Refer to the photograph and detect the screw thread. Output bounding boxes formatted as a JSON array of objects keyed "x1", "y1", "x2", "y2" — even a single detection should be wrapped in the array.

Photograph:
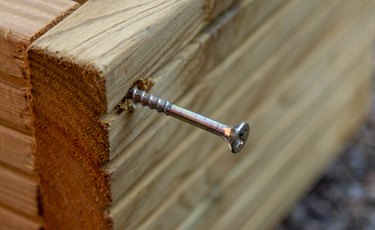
[{"x1": 131, "y1": 87, "x2": 171, "y2": 114}]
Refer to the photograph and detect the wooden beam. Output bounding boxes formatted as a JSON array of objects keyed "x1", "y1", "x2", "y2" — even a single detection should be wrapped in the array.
[
  {"x1": 109, "y1": 0, "x2": 341, "y2": 228},
  {"x1": 0, "y1": 204, "x2": 42, "y2": 230},
  {"x1": 107, "y1": 0, "x2": 287, "y2": 204},
  {"x1": 0, "y1": 163, "x2": 39, "y2": 217},
  {"x1": 0, "y1": 125, "x2": 35, "y2": 174},
  {"x1": 0, "y1": 0, "x2": 79, "y2": 227},
  {"x1": 135, "y1": 1, "x2": 374, "y2": 228},
  {"x1": 241, "y1": 77, "x2": 370, "y2": 230}
]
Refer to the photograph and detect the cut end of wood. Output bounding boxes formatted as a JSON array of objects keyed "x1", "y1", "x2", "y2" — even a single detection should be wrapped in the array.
[{"x1": 28, "y1": 47, "x2": 112, "y2": 229}]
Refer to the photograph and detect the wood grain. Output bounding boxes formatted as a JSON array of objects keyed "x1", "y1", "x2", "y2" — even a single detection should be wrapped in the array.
[
  {"x1": 0, "y1": 125, "x2": 35, "y2": 174},
  {"x1": 0, "y1": 163, "x2": 39, "y2": 217},
  {"x1": 104, "y1": 0, "x2": 287, "y2": 161},
  {"x1": 240, "y1": 78, "x2": 370, "y2": 230},
  {"x1": 0, "y1": 203, "x2": 42, "y2": 230},
  {"x1": 107, "y1": 0, "x2": 360, "y2": 227},
  {"x1": 139, "y1": 1, "x2": 375, "y2": 229},
  {"x1": 108, "y1": 0, "x2": 347, "y2": 227}
]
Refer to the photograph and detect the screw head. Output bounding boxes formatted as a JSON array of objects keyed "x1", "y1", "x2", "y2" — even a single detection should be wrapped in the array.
[{"x1": 228, "y1": 122, "x2": 250, "y2": 153}]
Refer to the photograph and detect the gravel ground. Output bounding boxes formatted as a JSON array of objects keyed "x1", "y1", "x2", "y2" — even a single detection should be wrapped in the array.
[{"x1": 277, "y1": 94, "x2": 375, "y2": 230}]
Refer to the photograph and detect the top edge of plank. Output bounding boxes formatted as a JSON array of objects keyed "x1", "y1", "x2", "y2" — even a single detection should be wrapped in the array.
[{"x1": 30, "y1": 0, "x2": 238, "y2": 111}]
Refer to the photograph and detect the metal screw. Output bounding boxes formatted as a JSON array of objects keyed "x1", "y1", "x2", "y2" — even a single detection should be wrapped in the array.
[{"x1": 129, "y1": 87, "x2": 250, "y2": 153}]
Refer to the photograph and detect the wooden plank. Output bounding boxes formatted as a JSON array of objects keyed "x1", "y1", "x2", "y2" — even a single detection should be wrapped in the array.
[
  {"x1": 108, "y1": 0, "x2": 346, "y2": 226},
  {"x1": 240, "y1": 77, "x2": 371, "y2": 230},
  {"x1": 136, "y1": 3, "x2": 374, "y2": 228},
  {"x1": 107, "y1": 0, "x2": 317, "y2": 204},
  {"x1": 210, "y1": 65, "x2": 372, "y2": 230},
  {"x1": 0, "y1": 163, "x2": 39, "y2": 217},
  {"x1": 0, "y1": 203, "x2": 42, "y2": 230},
  {"x1": 31, "y1": 0, "x2": 239, "y2": 112},
  {"x1": 157, "y1": 43, "x2": 372, "y2": 230},
  {"x1": 0, "y1": 80, "x2": 33, "y2": 134},
  {"x1": 0, "y1": 125, "x2": 34, "y2": 174},
  {"x1": 0, "y1": 0, "x2": 79, "y2": 227},
  {"x1": 0, "y1": 0, "x2": 79, "y2": 131}
]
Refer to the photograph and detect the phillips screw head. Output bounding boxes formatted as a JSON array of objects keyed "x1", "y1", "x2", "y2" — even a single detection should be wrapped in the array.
[{"x1": 226, "y1": 122, "x2": 250, "y2": 153}]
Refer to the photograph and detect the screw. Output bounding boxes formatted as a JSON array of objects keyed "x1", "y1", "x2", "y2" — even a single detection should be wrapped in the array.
[{"x1": 129, "y1": 87, "x2": 250, "y2": 153}]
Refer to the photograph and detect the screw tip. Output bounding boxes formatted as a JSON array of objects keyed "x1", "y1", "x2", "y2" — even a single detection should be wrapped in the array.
[{"x1": 228, "y1": 122, "x2": 250, "y2": 153}]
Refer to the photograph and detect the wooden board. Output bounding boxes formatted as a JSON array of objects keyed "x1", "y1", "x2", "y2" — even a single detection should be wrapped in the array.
[
  {"x1": 133, "y1": 1, "x2": 375, "y2": 229},
  {"x1": 0, "y1": 125, "x2": 35, "y2": 174},
  {"x1": 0, "y1": 163, "x2": 39, "y2": 217},
  {"x1": 0, "y1": 203, "x2": 42, "y2": 230},
  {"x1": 0, "y1": 0, "x2": 79, "y2": 228}
]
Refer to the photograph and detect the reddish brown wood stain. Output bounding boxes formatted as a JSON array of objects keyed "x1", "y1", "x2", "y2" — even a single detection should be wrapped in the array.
[{"x1": 28, "y1": 49, "x2": 112, "y2": 229}]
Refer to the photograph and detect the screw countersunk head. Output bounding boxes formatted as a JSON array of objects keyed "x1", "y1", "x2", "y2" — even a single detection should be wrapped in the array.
[{"x1": 227, "y1": 122, "x2": 250, "y2": 153}]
